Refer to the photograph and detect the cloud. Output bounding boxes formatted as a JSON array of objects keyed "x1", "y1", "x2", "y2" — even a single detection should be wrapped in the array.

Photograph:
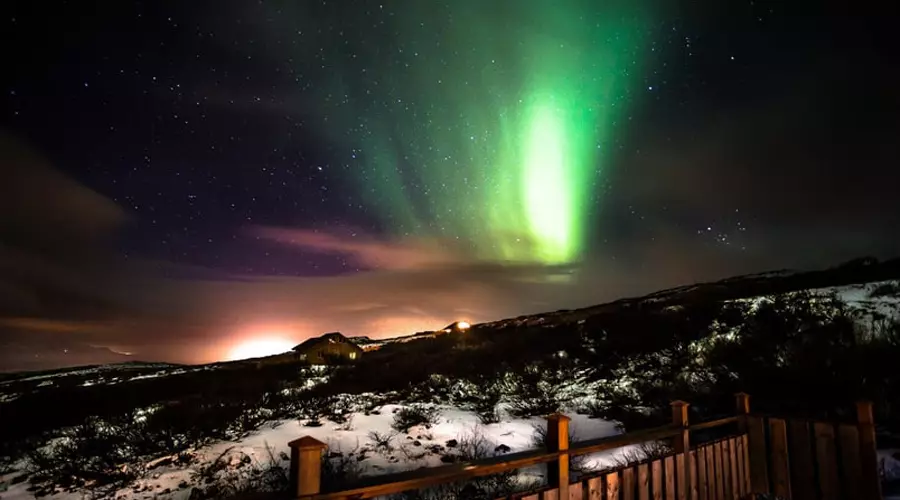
[{"x1": 252, "y1": 226, "x2": 468, "y2": 271}]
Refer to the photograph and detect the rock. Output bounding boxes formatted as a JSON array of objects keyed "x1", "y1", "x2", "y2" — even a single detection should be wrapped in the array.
[
  {"x1": 445, "y1": 439, "x2": 458, "y2": 448},
  {"x1": 188, "y1": 487, "x2": 203, "y2": 500},
  {"x1": 429, "y1": 445, "x2": 443, "y2": 453},
  {"x1": 494, "y1": 444, "x2": 511, "y2": 454},
  {"x1": 178, "y1": 481, "x2": 189, "y2": 489},
  {"x1": 440, "y1": 455, "x2": 456, "y2": 463},
  {"x1": 329, "y1": 451, "x2": 343, "y2": 458},
  {"x1": 413, "y1": 440, "x2": 422, "y2": 446}
]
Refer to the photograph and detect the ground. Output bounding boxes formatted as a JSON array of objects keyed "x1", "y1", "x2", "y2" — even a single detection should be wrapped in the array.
[
  {"x1": 0, "y1": 400, "x2": 634, "y2": 500},
  {"x1": 1, "y1": 264, "x2": 900, "y2": 500}
]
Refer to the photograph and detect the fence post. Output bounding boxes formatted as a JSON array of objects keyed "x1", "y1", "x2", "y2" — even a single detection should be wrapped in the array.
[
  {"x1": 671, "y1": 401, "x2": 691, "y2": 500},
  {"x1": 288, "y1": 436, "x2": 327, "y2": 498},
  {"x1": 735, "y1": 392, "x2": 750, "y2": 433},
  {"x1": 739, "y1": 393, "x2": 769, "y2": 494},
  {"x1": 856, "y1": 401, "x2": 882, "y2": 500},
  {"x1": 546, "y1": 413, "x2": 571, "y2": 500}
]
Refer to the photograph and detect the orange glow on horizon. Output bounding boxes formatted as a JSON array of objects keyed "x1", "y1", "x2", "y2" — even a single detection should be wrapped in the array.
[{"x1": 226, "y1": 337, "x2": 296, "y2": 361}]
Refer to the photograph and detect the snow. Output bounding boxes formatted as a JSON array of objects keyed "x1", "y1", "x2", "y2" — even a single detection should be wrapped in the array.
[{"x1": 0, "y1": 404, "x2": 633, "y2": 500}]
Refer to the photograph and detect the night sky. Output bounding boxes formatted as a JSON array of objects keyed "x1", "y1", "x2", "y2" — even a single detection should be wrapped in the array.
[{"x1": 1, "y1": 0, "x2": 898, "y2": 371}]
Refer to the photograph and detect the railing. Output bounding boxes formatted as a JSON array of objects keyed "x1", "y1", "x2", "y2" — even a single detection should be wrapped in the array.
[{"x1": 267, "y1": 394, "x2": 881, "y2": 500}]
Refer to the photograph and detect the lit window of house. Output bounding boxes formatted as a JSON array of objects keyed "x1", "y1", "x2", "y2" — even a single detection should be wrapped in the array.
[{"x1": 349, "y1": 352, "x2": 357, "y2": 360}]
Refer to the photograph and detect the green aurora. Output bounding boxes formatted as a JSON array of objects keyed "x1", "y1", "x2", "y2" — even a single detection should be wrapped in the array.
[{"x1": 297, "y1": 1, "x2": 651, "y2": 265}]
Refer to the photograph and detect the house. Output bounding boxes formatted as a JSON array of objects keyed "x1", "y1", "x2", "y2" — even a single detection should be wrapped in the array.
[
  {"x1": 440, "y1": 321, "x2": 471, "y2": 333},
  {"x1": 291, "y1": 332, "x2": 363, "y2": 364}
]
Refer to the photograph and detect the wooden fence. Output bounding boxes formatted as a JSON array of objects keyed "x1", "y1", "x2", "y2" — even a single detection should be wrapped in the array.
[{"x1": 271, "y1": 394, "x2": 881, "y2": 500}]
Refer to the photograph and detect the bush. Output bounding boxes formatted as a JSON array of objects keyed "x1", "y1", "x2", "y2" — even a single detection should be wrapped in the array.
[
  {"x1": 392, "y1": 405, "x2": 439, "y2": 433},
  {"x1": 320, "y1": 448, "x2": 364, "y2": 493},
  {"x1": 392, "y1": 427, "x2": 533, "y2": 500},
  {"x1": 367, "y1": 430, "x2": 396, "y2": 455},
  {"x1": 530, "y1": 423, "x2": 587, "y2": 474},
  {"x1": 504, "y1": 364, "x2": 567, "y2": 418},
  {"x1": 188, "y1": 444, "x2": 288, "y2": 499},
  {"x1": 870, "y1": 282, "x2": 900, "y2": 298}
]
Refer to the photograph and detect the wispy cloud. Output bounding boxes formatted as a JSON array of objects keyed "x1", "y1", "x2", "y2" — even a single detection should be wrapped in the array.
[{"x1": 252, "y1": 226, "x2": 469, "y2": 271}]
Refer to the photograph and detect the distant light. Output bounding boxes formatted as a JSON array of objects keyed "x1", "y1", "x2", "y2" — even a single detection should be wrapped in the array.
[
  {"x1": 457, "y1": 321, "x2": 471, "y2": 330},
  {"x1": 227, "y1": 338, "x2": 295, "y2": 361}
]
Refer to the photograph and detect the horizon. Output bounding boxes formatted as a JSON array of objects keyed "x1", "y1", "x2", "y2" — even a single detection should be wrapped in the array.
[
  {"x1": 1, "y1": 254, "x2": 894, "y2": 375},
  {"x1": 2, "y1": 1, "x2": 898, "y2": 371}
]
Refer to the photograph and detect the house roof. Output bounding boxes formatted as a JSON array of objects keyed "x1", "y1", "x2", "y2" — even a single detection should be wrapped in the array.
[
  {"x1": 442, "y1": 321, "x2": 470, "y2": 331},
  {"x1": 292, "y1": 332, "x2": 363, "y2": 353}
]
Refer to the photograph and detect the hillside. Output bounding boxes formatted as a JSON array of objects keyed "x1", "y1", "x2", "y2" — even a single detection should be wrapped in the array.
[
  {"x1": 359, "y1": 256, "x2": 900, "y2": 351},
  {"x1": 2, "y1": 256, "x2": 900, "y2": 499}
]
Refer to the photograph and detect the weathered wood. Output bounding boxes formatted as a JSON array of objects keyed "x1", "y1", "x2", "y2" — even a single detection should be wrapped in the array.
[
  {"x1": 652, "y1": 459, "x2": 664, "y2": 500},
  {"x1": 857, "y1": 401, "x2": 881, "y2": 500},
  {"x1": 305, "y1": 446, "x2": 560, "y2": 499},
  {"x1": 787, "y1": 420, "x2": 814, "y2": 500},
  {"x1": 696, "y1": 447, "x2": 708, "y2": 500},
  {"x1": 521, "y1": 494, "x2": 539, "y2": 500},
  {"x1": 768, "y1": 418, "x2": 792, "y2": 499},
  {"x1": 705, "y1": 444, "x2": 716, "y2": 500},
  {"x1": 676, "y1": 454, "x2": 686, "y2": 500},
  {"x1": 570, "y1": 481, "x2": 584, "y2": 500},
  {"x1": 728, "y1": 438, "x2": 740, "y2": 500},
  {"x1": 814, "y1": 422, "x2": 839, "y2": 500},
  {"x1": 838, "y1": 424, "x2": 863, "y2": 500},
  {"x1": 671, "y1": 401, "x2": 691, "y2": 500},
  {"x1": 689, "y1": 450, "x2": 698, "y2": 500},
  {"x1": 622, "y1": 467, "x2": 636, "y2": 500},
  {"x1": 746, "y1": 415, "x2": 769, "y2": 494},
  {"x1": 714, "y1": 441, "x2": 726, "y2": 500},
  {"x1": 732, "y1": 436, "x2": 745, "y2": 498},
  {"x1": 688, "y1": 416, "x2": 740, "y2": 432},
  {"x1": 735, "y1": 393, "x2": 750, "y2": 433},
  {"x1": 570, "y1": 426, "x2": 680, "y2": 457},
  {"x1": 739, "y1": 434, "x2": 750, "y2": 496},
  {"x1": 665, "y1": 456, "x2": 676, "y2": 500},
  {"x1": 546, "y1": 414, "x2": 571, "y2": 500},
  {"x1": 606, "y1": 471, "x2": 620, "y2": 500},
  {"x1": 540, "y1": 488, "x2": 559, "y2": 500},
  {"x1": 638, "y1": 463, "x2": 650, "y2": 500},
  {"x1": 288, "y1": 436, "x2": 327, "y2": 497},
  {"x1": 721, "y1": 439, "x2": 734, "y2": 500},
  {"x1": 586, "y1": 477, "x2": 602, "y2": 500}
]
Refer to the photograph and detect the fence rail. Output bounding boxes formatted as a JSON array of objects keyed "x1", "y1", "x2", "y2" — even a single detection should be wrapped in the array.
[{"x1": 258, "y1": 394, "x2": 881, "y2": 500}]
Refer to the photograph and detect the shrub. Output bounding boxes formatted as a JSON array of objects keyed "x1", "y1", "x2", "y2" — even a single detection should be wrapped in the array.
[
  {"x1": 504, "y1": 365, "x2": 565, "y2": 418},
  {"x1": 392, "y1": 405, "x2": 439, "y2": 433},
  {"x1": 367, "y1": 430, "x2": 396, "y2": 455},
  {"x1": 320, "y1": 449, "x2": 364, "y2": 493},
  {"x1": 188, "y1": 444, "x2": 288, "y2": 499},
  {"x1": 870, "y1": 282, "x2": 900, "y2": 298},
  {"x1": 530, "y1": 423, "x2": 587, "y2": 474}
]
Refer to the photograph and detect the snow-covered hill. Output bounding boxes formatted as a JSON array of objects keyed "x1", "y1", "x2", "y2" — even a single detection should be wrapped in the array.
[{"x1": 2, "y1": 257, "x2": 900, "y2": 500}]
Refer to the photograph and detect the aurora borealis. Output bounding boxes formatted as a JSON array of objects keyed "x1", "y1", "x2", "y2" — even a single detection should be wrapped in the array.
[
  {"x1": 3, "y1": 0, "x2": 899, "y2": 369},
  {"x1": 297, "y1": 0, "x2": 650, "y2": 265}
]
